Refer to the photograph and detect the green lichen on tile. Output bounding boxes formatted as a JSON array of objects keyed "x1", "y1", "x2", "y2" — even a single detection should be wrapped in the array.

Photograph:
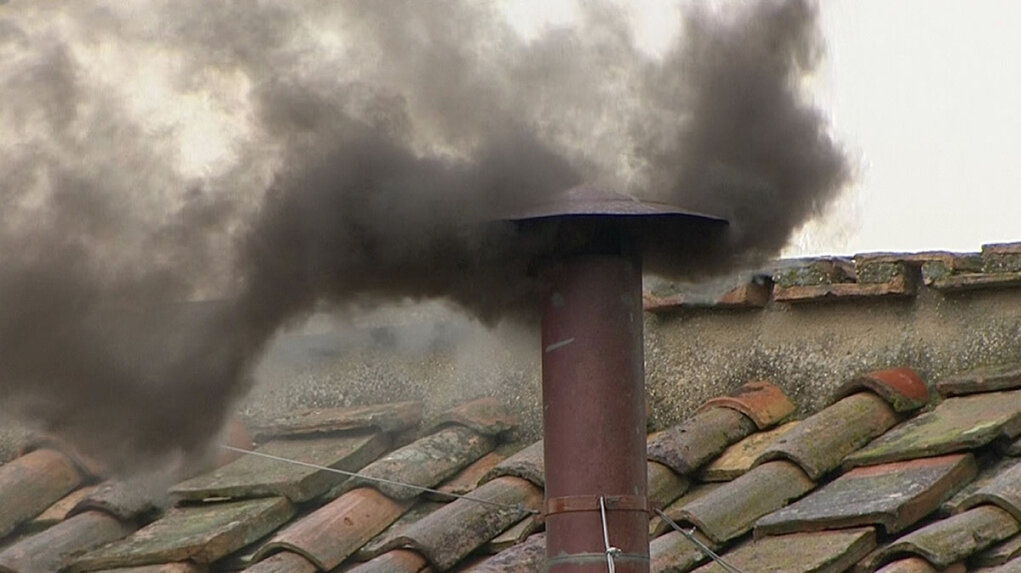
[
  {"x1": 985, "y1": 253, "x2": 1021, "y2": 274},
  {"x1": 856, "y1": 261, "x2": 906, "y2": 284},
  {"x1": 773, "y1": 260, "x2": 852, "y2": 288}
]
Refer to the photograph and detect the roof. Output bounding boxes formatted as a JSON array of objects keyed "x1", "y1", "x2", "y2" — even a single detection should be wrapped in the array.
[{"x1": 0, "y1": 364, "x2": 1019, "y2": 572}]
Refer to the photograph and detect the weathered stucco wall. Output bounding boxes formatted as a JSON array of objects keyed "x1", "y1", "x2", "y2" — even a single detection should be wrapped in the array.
[{"x1": 3, "y1": 270, "x2": 1020, "y2": 465}]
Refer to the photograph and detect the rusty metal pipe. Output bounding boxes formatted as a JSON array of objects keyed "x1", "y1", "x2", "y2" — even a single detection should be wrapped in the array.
[{"x1": 542, "y1": 254, "x2": 649, "y2": 573}]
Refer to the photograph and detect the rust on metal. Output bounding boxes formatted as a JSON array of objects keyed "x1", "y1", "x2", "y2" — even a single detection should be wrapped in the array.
[
  {"x1": 544, "y1": 494, "x2": 650, "y2": 516},
  {"x1": 832, "y1": 367, "x2": 930, "y2": 413},
  {"x1": 699, "y1": 380, "x2": 795, "y2": 430},
  {"x1": 541, "y1": 255, "x2": 649, "y2": 572}
]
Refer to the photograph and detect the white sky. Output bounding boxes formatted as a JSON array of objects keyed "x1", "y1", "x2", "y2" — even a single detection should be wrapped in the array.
[{"x1": 508, "y1": 0, "x2": 1021, "y2": 256}]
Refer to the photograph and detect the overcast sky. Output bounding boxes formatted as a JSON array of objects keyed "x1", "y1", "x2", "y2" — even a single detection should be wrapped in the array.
[{"x1": 512, "y1": 0, "x2": 1021, "y2": 256}]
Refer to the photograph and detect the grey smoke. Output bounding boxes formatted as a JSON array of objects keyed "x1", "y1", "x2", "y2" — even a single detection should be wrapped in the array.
[{"x1": 0, "y1": 0, "x2": 849, "y2": 471}]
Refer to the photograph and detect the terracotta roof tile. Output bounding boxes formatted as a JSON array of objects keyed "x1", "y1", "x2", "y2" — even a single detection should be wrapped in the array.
[
  {"x1": 0, "y1": 510, "x2": 133, "y2": 573},
  {"x1": 831, "y1": 367, "x2": 931, "y2": 413},
  {"x1": 872, "y1": 505, "x2": 1020, "y2": 569},
  {"x1": 243, "y1": 550, "x2": 317, "y2": 573},
  {"x1": 643, "y1": 275, "x2": 771, "y2": 311},
  {"x1": 649, "y1": 528, "x2": 713, "y2": 572},
  {"x1": 385, "y1": 476, "x2": 542, "y2": 570},
  {"x1": 974, "y1": 533, "x2": 1021, "y2": 569},
  {"x1": 427, "y1": 452, "x2": 505, "y2": 502},
  {"x1": 691, "y1": 527, "x2": 876, "y2": 573},
  {"x1": 71, "y1": 479, "x2": 160, "y2": 522},
  {"x1": 875, "y1": 557, "x2": 965, "y2": 573},
  {"x1": 251, "y1": 401, "x2": 422, "y2": 440},
  {"x1": 21, "y1": 436, "x2": 108, "y2": 479},
  {"x1": 354, "y1": 500, "x2": 446, "y2": 561},
  {"x1": 845, "y1": 389, "x2": 1021, "y2": 468},
  {"x1": 69, "y1": 497, "x2": 295, "y2": 571},
  {"x1": 482, "y1": 440, "x2": 544, "y2": 488},
  {"x1": 772, "y1": 255, "x2": 918, "y2": 303},
  {"x1": 700, "y1": 421, "x2": 799, "y2": 482},
  {"x1": 344, "y1": 548, "x2": 429, "y2": 573},
  {"x1": 757, "y1": 392, "x2": 899, "y2": 480},
  {"x1": 256, "y1": 487, "x2": 411, "y2": 570},
  {"x1": 25, "y1": 484, "x2": 99, "y2": 532},
  {"x1": 647, "y1": 406, "x2": 757, "y2": 476},
  {"x1": 937, "y1": 363, "x2": 1021, "y2": 397},
  {"x1": 774, "y1": 258, "x2": 856, "y2": 287},
  {"x1": 651, "y1": 482, "x2": 724, "y2": 537},
  {"x1": 955, "y1": 458, "x2": 1021, "y2": 521},
  {"x1": 676, "y1": 460, "x2": 815, "y2": 545},
  {"x1": 756, "y1": 453, "x2": 977, "y2": 537},
  {"x1": 484, "y1": 514, "x2": 542, "y2": 554},
  {"x1": 0, "y1": 448, "x2": 83, "y2": 539},
  {"x1": 170, "y1": 431, "x2": 390, "y2": 503},
  {"x1": 941, "y1": 457, "x2": 1020, "y2": 516},
  {"x1": 648, "y1": 460, "x2": 690, "y2": 506},
  {"x1": 91, "y1": 564, "x2": 206, "y2": 573},
  {"x1": 698, "y1": 380, "x2": 795, "y2": 430},
  {"x1": 465, "y1": 532, "x2": 544, "y2": 573},
  {"x1": 428, "y1": 398, "x2": 517, "y2": 436},
  {"x1": 983, "y1": 242, "x2": 1021, "y2": 273},
  {"x1": 930, "y1": 270, "x2": 1021, "y2": 292},
  {"x1": 1003, "y1": 436, "x2": 1021, "y2": 457},
  {"x1": 344, "y1": 425, "x2": 495, "y2": 499},
  {"x1": 983, "y1": 557, "x2": 1021, "y2": 573}
]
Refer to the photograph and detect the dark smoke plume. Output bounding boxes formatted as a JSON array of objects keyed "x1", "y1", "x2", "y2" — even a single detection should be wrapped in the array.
[{"x1": 0, "y1": 0, "x2": 849, "y2": 471}]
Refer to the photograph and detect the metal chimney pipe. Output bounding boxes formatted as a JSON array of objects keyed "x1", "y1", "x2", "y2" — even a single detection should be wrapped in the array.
[
  {"x1": 506, "y1": 185, "x2": 726, "y2": 573},
  {"x1": 541, "y1": 253, "x2": 649, "y2": 572}
]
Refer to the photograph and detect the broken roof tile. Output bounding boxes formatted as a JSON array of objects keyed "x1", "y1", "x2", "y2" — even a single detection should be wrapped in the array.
[
  {"x1": 69, "y1": 497, "x2": 295, "y2": 572},
  {"x1": 692, "y1": 527, "x2": 876, "y2": 573},
  {"x1": 937, "y1": 363, "x2": 1021, "y2": 397},
  {"x1": 648, "y1": 460, "x2": 690, "y2": 506},
  {"x1": 0, "y1": 448, "x2": 83, "y2": 539},
  {"x1": 647, "y1": 406, "x2": 757, "y2": 476},
  {"x1": 428, "y1": 398, "x2": 517, "y2": 436},
  {"x1": 699, "y1": 380, "x2": 795, "y2": 430},
  {"x1": 345, "y1": 425, "x2": 495, "y2": 499},
  {"x1": 170, "y1": 431, "x2": 389, "y2": 503},
  {"x1": 0, "y1": 510, "x2": 133, "y2": 573},
  {"x1": 385, "y1": 476, "x2": 543, "y2": 570},
  {"x1": 243, "y1": 550, "x2": 318, "y2": 573},
  {"x1": 649, "y1": 528, "x2": 713, "y2": 573},
  {"x1": 251, "y1": 401, "x2": 422, "y2": 440},
  {"x1": 255, "y1": 487, "x2": 412, "y2": 571},
  {"x1": 975, "y1": 533, "x2": 1021, "y2": 569},
  {"x1": 756, "y1": 454, "x2": 977, "y2": 537},
  {"x1": 677, "y1": 460, "x2": 815, "y2": 545},
  {"x1": 955, "y1": 458, "x2": 1021, "y2": 520},
  {"x1": 831, "y1": 367, "x2": 931, "y2": 413},
  {"x1": 874, "y1": 505, "x2": 1020, "y2": 569},
  {"x1": 355, "y1": 500, "x2": 446, "y2": 561},
  {"x1": 466, "y1": 532, "x2": 545, "y2": 573},
  {"x1": 344, "y1": 548, "x2": 429, "y2": 573},
  {"x1": 482, "y1": 440, "x2": 544, "y2": 488},
  {"x1": 845, "y1": 389, "x2": 1021, "y2": 468},
  {"x1": 427, "y1": 452, "x2": 504, "y2": 502},
  {"x1": 700, "y1": 422, "x2": 799, "y2": 482},
  {"x1": 757, "y1": 392, "x2": 899, "y2": 480}
]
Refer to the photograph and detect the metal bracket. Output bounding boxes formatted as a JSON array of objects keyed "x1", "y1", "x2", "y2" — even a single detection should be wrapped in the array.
[{"x1": 544, "y1": 494, "x2": 650, "y2": 516}]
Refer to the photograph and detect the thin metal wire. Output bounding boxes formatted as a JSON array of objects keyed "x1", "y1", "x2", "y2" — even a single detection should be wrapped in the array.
[
  {"x1": 653, "y1": 508, "x2": 746, "y2": 573},
  {"x1": 598, "y1": 496, "x2": 621, "y2": 573},
  {"x1": 219, "y1": 444, "x2": 540, "y2": 515}
]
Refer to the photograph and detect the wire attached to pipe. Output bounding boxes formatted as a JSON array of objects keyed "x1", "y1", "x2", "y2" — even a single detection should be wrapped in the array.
[
  {"x1": 654, "y1": 508, "x2": 746, "y2": 573},
  {"x1": 598, "y1": 496, "x2": 621, "y2": 573},
  {"x1": 219, "y1": 444, "x2": 540, "y2": 515}
]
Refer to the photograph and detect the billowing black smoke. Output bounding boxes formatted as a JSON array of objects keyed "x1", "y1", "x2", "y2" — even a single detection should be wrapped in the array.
[{"x1": 0, "y1": 0, "x2": 849, "y2": 471}]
